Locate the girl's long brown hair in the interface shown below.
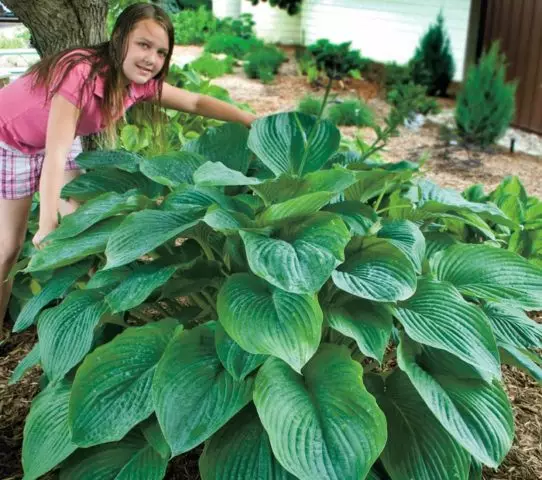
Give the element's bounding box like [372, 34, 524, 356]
[26, 2, 175, 144]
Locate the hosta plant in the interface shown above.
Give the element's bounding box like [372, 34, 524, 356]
[9, 111, 542, 479]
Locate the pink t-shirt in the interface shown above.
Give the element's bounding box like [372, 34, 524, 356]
[0, 54, 160, 154]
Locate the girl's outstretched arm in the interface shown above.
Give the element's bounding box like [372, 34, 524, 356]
[33, 95, 80, 248]
[158, 82, 257, 128]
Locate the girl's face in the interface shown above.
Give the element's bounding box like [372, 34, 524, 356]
[122, 19, 169, 84]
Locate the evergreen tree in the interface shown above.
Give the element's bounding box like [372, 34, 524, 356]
[455, 42, 517, 148]
[410, 12, 455, 96]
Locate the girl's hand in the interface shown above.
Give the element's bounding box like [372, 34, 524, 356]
[33, 220, 58, 249]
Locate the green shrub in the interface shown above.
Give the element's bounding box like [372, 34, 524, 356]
[297, 94, 324, 117]
[171, 6, 219, 45]
[243, 45, 286, 82]
[455, 42, 517, 148]
[308, 39, 365, 80]
[189, 52, 235, 78]
[10, 111, 542, 480]
[326, 99, 375, 127]
[387, 82, 441, 120]
[205, 33, 263, 59]
[409, 12, 455, 96]
[217, 13, 255, 39]
[384, 62, 412, 90]
[247, 0, 302, 15]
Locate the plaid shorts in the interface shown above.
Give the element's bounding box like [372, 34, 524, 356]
[0, 138, 82, 199]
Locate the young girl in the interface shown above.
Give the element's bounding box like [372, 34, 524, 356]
[0, 2, 256, 324]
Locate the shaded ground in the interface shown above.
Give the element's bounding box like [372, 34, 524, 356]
[1, 46, 541, 479]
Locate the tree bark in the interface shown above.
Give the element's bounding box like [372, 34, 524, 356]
[2, 0, 108, 57]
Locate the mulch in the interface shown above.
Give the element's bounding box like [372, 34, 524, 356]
[0, 46, 541, 479]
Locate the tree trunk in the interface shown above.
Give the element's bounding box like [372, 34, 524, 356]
[3, 0, 110, 150]
[2, 0, 108, 57]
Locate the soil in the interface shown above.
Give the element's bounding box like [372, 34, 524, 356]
[0, 46, 541, 479]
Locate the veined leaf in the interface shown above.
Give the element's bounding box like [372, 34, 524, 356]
[398, 335, 514, 467]
[114, 445, 168, 480]
[499, 344, 542, 382]
[38, 290, 108, 382]
[184, 122, 251, 173]
[105, 264, 177, 313]
[248, 112, 340, 176]
[9, 342, 40, 385]
[393, 278, 501, 380]
[430, 244, 542, 310]
[257, 192, 335, 225]
[368, 371, 471, 480]
[62, 170, 163, 202]
[324, 297, 392, 362]
[376, 219, 426, 273]
[22, 380, 77, 480]
[153, 322, 254, 456]
[73, 149, 142, 173]
[105, 209, 203, 269]
[69, 319, 178, 447]
[194, 161, 262, 187]
[241, 213, 350, 294]
[26, 217, 123, 272]
[217, 273, 323, 372]
[332, 237, 417, 302]
[251, 167, 357, 205]
[323, 201, 378, 236]
[199, 405, 296, 480]
[46, 191, 151, 242]
[254, 345, 387, 480]
[14, 260, 91, 332]
[482, 302, 542, 349]
[140, 151, 205, 187]
[215, 322, 267, 381]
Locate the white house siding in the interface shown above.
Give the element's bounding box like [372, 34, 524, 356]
[300, 0, 472, 80]
[213, 0, 242, 19]
[240, 1, 303, 45]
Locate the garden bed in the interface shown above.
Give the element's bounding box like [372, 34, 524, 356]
[1, 44, 541, 479]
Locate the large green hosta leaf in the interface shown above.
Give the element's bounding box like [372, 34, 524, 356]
[345, 169, 412, 203]
[38, 290, 108, 382]
[9, 342, 40, 385]
[398, 335, 514, 467]
[74, 149, 142, 172]
[368, 371, 471, 480]
[416, 179, 516, 228]
[114, 445, 169, 480]
[241, 213, 350, 294]
[46, 191, 151, 242]
[26, 217, 123, 272]
[248, 112, 340, 176]
[499, 344, 542, 382]
[13, 260, 91, 332]
[217, 274, 323, 372]
[199, 405, 296, 480]
[59, 432, 148, 480]
[430, 244, 542, 310]
[22, 380, 77, 480]
[254, 345, 387, 480]
[332, 237, 417, 302]
[215, 322, 267, 381]
[376, 220, 426, 273]
[104, 208, 203, 269]
[324, 297, 392, 363]
[482, 302, 542, 349]
[140, 151, 205, 187]
[62, 170, 163, 202]
[251, 167, 357, 205]
[69, 319, 177, 447]
[194, 161, 262, 187]
[161, 184, 238, 212]
[105, 264, 177, 313]
[393, 278, 501, 380]
[323, 201, 378, 236]
[184, 122, 251, 173]
[153, 322, 254, 456]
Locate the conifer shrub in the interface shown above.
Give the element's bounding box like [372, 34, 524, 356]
[410, 12, 455, 96]
[455, 42, 517, 148]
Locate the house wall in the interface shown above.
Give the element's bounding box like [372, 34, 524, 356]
[300, 0, 473, 80]
[212, 0, 474, 80]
